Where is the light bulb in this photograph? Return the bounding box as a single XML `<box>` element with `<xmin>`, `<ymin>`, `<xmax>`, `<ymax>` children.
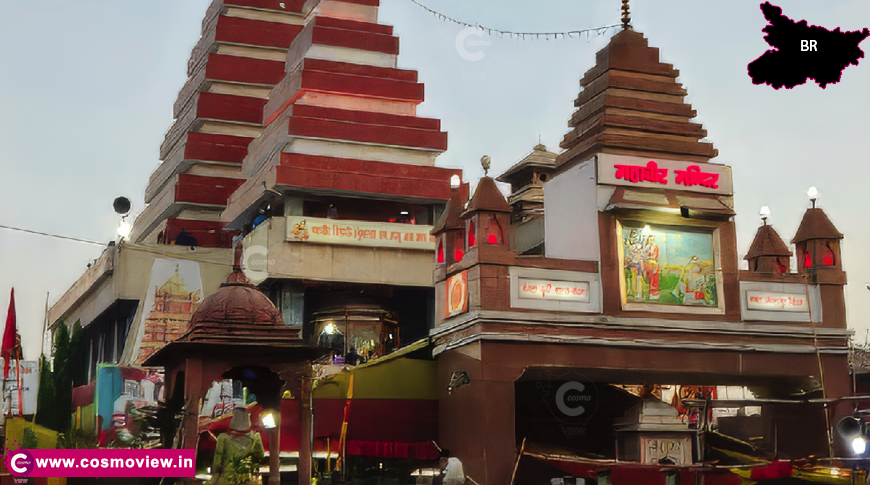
<box><xmin>450</xmin><ymin>175</ymin><xmax>461</xmax><ymax>189</ymax></box>
<box><xmin>759</xmin><ymin>206</ymin><xmax>771</xmax><ymax>223</ymax></box>
<box><xmin>262</xmin><ymin>411</ymin><xmax>276</xmax><ymax>429</ymax></box>
<box><xmin>117</xmin><ymin>221</ymin><xmax>132</xmax><ymax>239</ymax></box>
<box><xmin>807</xmin><ymin>186</ymin><xmax>819</xmax><ymax>201</ymax></box>
<box><xmin>852</xmin><ymin>437</ymin><xmax>866</xmax><ymax>455</ymax></box>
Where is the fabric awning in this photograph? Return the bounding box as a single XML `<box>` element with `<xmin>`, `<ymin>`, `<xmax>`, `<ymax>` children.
<box><xmin>606</xmin><ymin>187</ymin><xmax>735</xmax><ymax>217</ymax></box>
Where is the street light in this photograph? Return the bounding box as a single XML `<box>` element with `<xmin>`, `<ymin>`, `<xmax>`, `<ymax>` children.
<box><xmin>836</xmin><ymin>416</ymin><xmax>868</xmax><ymax>455</ymax></box>
<box><xmin>807</xmin><ymin>186</ymin><xmax>819</xmax><ymax>208</ymax></box>
<box><xmin>117</xmin><ymin>220</ymin><xmax>132</xmax><ymax>239</ymax></box>
<box><xmin>853</xmin><ymin>437</ymin><xmax>867</xmax><ymax>455</ymax></box>
<box><xmin>759</xmin><ymin>206</ymin><xmax>771</xmax><ymax>225</ymax></box>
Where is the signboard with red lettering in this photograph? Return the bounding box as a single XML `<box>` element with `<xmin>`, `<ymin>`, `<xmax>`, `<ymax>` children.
<box><xmin>597</xmin><ymin>154</ymin><xmax>733</xmax><ymax>195</ymax></box>
<box><xmin>518</xmin><ymin>278</ymin><xmax>590</xmax><ymax>303</ymax></box>
<box><xmin>509</xmin><ymin>267</ymin><xmax>601</xmax><ymax>313</ymax></box>
<box><xmin>286</xmin><ymin>216</ymin><xmax>435</xmax><ymax>250</ymax></box>
<box><xmin>745</xmin><ymin>291</ymin><xmax>808</xmax><ymax>313</ymax></box>
<box><xmin>739</xmin><ymin>281</ymin><xmax>821</xmax><ymax>323</ymax></box>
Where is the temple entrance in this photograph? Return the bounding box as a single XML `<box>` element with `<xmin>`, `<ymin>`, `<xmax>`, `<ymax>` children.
<box><xmin>513</xmin><ymin>367</ymin><xmax>830</xmax><ymax>484</ymax></box>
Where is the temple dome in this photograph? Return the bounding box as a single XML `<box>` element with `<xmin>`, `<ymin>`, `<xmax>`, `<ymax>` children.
<box><xmin>189</xmin><ymin>281</ymin><xmax>283</xmax><ymax>328</ymax></box>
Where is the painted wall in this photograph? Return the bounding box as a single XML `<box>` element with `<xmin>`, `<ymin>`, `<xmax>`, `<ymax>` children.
<box><xmin>49</xmin><ymin>243</ymin><xmax>233</xmax><ymax>330</ymax></box>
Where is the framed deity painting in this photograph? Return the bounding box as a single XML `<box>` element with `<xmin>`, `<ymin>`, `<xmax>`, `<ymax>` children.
<box><xmin>616</xmin><ymin>221</ymin><xmax>724</xmax><ymax>315</ymax></box>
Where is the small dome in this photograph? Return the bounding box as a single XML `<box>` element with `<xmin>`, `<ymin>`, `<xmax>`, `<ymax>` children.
<box><xmin>189</xmin><ymin>282</ymin><xmax>283</xmax><ymax>328</ymax></box>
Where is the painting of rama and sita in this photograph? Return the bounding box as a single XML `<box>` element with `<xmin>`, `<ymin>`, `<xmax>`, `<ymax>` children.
<box><xmin>618</xmin><ymin>222</ymin><xmax>721</xmax><ymax>311</ymax></box>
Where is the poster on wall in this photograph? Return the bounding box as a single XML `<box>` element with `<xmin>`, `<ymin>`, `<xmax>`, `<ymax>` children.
<box><xmin>445</xmin><ymin>271</ymin><xmax>468</xmax><ymax>318</ymax></box>
<box><xmin>619</xmin><ymin>223</ymin><xmax>722</xmax><ymax>312</ymax></box>
<box><xmin>3</xmin><ymin>361</ymin><xmax>38</xmax><ymax>416</ymax></box>
<box><xmin>121</xmin><ymin>259</ymin><xmax>204</xmax><ymax>365</ymax></box>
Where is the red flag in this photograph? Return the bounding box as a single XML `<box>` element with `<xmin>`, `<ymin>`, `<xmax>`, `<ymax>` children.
<box><xmin>2</xmin><ymin>288</ymin><xmax>20</xmax><ymax>379</ymax></box>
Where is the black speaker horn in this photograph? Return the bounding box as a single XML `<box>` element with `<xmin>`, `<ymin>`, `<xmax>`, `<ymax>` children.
<box><xmin>836</xmin><ymin>416</ymin><xmax>865</xmax><ymax>439</ymax></box>
<box><xmin>113</xmin><ymin>196</ymin><xmax>132</xmax><ymax>216</ymax></box>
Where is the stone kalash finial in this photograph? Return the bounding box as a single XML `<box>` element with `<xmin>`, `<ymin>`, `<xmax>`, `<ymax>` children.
<box><xmin>226</xmin><ymin>239</ymin><xmax>251</xmax><ymax>284</ymax></box>
<box><xmin>621</xmin><ymin>0</ymin><xmax>632</xmax><ymax>30</ymax></box>
<box><xmin>481</xmin><ymin>155</ymin><xmax>491</xmax><ymax>177</ymax></box>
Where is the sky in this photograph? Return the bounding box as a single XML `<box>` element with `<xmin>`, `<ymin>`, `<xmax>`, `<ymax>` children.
<box><xmin>1</xmin><ymin>0</ymin><xmax>870</xmax><ymax>359</ymax></box>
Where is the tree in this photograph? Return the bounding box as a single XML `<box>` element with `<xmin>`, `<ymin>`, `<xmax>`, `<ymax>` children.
<box><xmin>34</xmin><ymin>355</ymin><xmax>56</xmax><ymax>430</ymax></box>
<box><xmin>70</xmin><ymin>321</ymin><xmax>86</xmax><ymax>388</ymax></box>
<box><xmin>36</xmin><ymin>321</ymin><xmax>86</xmax><ymax>433</ymax></box>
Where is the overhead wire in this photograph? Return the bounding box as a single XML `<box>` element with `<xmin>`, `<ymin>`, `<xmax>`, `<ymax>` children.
<box><xmin>0</xmin><ymin>224</ymin><xmax>107</xmax><ymax>246</ymax></box>
<box><xmin>406</xmin><ymin>0</ymin><xmax>621</xmax><ymax>41</ymax></box>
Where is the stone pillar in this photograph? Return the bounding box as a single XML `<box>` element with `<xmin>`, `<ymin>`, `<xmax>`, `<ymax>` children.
<box><xmin>299</xmin><ymin>376</ymin><xmax>313</xmax><ymax>485</ymax></box>
<box><xmin>439</xmin><ymin>361</ymin><xmax>516</xmax><ymax>485</ymax></box>
<box><xmin>181</xmin><ymin>358</ymin><xmax>203</xmax><ymax>485</ymax></box>
<box><xmin>181</xmin><ymin>358</ymin><xmax>203</xmax><ymax>450</ymax></box>
<box><xmin>269</xmin><ymin>419</ymin><xmax>281</xmax><ymax>484</ymax></box>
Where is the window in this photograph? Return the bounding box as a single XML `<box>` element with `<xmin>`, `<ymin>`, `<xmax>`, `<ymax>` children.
<box><xmin>453</xmin><ymin>232</ymin><xmax>465</xmax><ymax>262</ymax></box>
<box><xmin>484</xmin><ymin>215</ymin><xmax>504</xmax><ymax>244</ymax></box>
<box><xmin>822</xmin><ymin>243</ymin><xmax>835</xmax><ymax>266</ymax></box>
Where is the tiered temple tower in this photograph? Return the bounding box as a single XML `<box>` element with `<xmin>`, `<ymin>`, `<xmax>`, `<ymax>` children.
<box><xmin>131</xmin><ymin>0</ymin><xmax>315</xmax><ymax>246</ymax></box>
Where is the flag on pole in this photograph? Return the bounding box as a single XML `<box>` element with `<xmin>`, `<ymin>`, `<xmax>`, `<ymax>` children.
<box><xmin>335</xmin><ymin>373</ymin><xmax>354</xmax><ymax>472</ymax></box>
<box><xmin>2</xmin><ymin>288</ymin><xmax>20</xmax><ymax>379</ymax></box>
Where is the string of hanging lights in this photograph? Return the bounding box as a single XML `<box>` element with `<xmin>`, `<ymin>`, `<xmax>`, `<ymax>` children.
<box><xmin>406</xmin><ymin>0</ymin><xmax>622</xmax><ymax>41</ymax></box>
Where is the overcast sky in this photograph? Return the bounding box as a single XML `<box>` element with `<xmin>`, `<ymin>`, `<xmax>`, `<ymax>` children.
<box><xmin>2</xmin><ymin>0</ymin><xmax>869</xmax><ymax>359</ymax></box>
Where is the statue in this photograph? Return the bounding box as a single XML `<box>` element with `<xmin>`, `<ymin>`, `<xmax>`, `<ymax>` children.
<box><xmin>206</xmin><ymin>408</ymin><xmax>266</xmax><ymax>485</ymax></box>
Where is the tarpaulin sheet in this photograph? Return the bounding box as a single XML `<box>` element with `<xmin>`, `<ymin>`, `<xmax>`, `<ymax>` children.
<box><xmin>72</xmin><ymin>383</ymin><xmax>95</xmax><ymax>408</ymax></box>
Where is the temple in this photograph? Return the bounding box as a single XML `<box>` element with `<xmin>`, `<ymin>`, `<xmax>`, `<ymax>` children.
<box><xmin>431</xmin><ymin>28</ymin><xmax>853</xmax><ymax>484</ymax></box>
<box><xmin>43</xmin><ymin>4</ymin><xmax>859</xmax><ymax>485</ymax></box>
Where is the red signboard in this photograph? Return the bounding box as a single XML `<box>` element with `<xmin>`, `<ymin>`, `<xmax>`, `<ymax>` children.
<box><xmin>598</xmin><ymin>154</ymin><xmax>732</xmax><ymax>195</ymax></box>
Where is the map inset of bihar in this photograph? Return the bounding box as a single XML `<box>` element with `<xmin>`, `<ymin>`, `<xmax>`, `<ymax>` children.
<box><xmin>748</xmin><ymin>2</ymin><xmax>869</xmax><ymax>89</ymax></box>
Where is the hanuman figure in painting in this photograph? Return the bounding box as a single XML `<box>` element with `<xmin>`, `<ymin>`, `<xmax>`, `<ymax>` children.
<box><xmin>642</xmin><ymin>235</ymin><xmax>660</xmax><ymax>300</ymax></box>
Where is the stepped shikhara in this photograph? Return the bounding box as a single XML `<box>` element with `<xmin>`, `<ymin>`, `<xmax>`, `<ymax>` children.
<box><xmin>223</xmin><ymin>0</ymin><xmax>450</xmax><ymax>225</ymax></box>
<box><xmin>558</xmin><ymin>29</ymin><xmax>717</xmax><ymax>171</ymax></box>
<box><xmin>131</xmin><ymin>0</ymin><xmax>450</xmax><ymax>245</ymax></box>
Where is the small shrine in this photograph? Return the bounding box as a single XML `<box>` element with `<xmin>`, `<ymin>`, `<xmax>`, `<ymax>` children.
<box><xmin>145</xmin><ymin>247</ymin><xmax>325</xmax><ymax>484</ymax></box>
<box><xmin>615</xmin><ymin>398</ymin><xmax>703</xmax><ymax>466</ymax></box>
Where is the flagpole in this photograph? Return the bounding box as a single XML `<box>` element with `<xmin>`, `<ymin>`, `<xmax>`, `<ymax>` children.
<box><xmin>16</xmin><ymin>346</ymin><xmax>23</xmax><ymax>417</ymax></box>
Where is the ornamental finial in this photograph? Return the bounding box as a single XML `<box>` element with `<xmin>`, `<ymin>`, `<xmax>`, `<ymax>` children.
<box><xmin>621</xmin><ymin>0</ymin><xmax>632</xmax><ymax>31</ymax></box>
<box><xmin>481</xmin><ymin>155</ymin><xmax>491</xmax><ymax>176</ymax></box>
